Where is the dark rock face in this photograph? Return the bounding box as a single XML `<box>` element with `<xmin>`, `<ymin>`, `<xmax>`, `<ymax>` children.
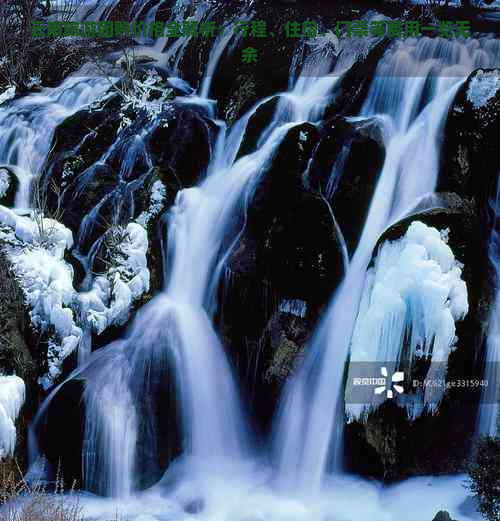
<box><xmin>439</xmin><ymin>68</ymin><xmax>500</xmax><ymax>210</ymax></box>
<box><xmin>433</xmin><ymin>511</ymin><xmax>457</xmax><ymax>521</ymax></box>
<box><xmin>0</xmin><ymin>251</ymin><xmax>37</xmax><ymax>471</ymax></box>
<box><xmin>345</xmin><ymin>194</ymin><xmax>493</xmax><ymax>481</ymax></box>
<box><xmin>439</xmin><ymin>67</ymin><xmax>500</xmax><ymax>260</ymax></box>
<box><xmin>218</xmin><ymin>123</ymin><xmax>346</xmax><ymax>429</ymax></box>
<box><xmin>310</xmin><ymin>116</ymin><xmax>386</xmax><ymax>255</ymax></box>
<box><xmin>41</xmin><ymin>379</ymin><xmax>86</xmax><ymax>488</ymax></box>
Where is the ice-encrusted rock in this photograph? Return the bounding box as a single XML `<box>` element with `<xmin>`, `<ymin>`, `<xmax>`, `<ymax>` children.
<box><xmin>0</xmin><ymin>375</ymin><xmax>25</xmax><ymax>459</ymax></box>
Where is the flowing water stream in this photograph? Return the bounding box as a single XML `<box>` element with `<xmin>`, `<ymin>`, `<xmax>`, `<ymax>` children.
<box><xmin>2</xmin><ymin>3</ymin><xmax>500</xmax><ymax>519</ymax></box>
<box><xmin>273</xmin><ymin>35</ymin><xmax>500</xmax><ymax>495</ymax></box>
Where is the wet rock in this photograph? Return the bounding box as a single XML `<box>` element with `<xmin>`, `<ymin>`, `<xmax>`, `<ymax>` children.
<box><xmin>229</xmin><ymin>123</ymin><xmax>345</xmax><ymax>307</ymax></box>
<box><xmin>310</xmin><ymin>116</ymin><xmax>385</xmax><ymax>254</ymax></box>
<box><xmin>148</xmin><ymin>105</ymin><xmax>216</xmax><ymax>190</ymax></box>
<box><xmin>257</xmin><ymin>310</ymin><xmax>310</xmax><ymax>426</ymax></box>
<box><xmin>41</xmin><ymin>379</ymin><xmax>86</xmax><ymax>488</ymax></box>
<box><xmin>439</xmin><ymin>68</ymin><xmax>500</xmax><ymax>225</ymax></box>
<box><xmin>236</xmin><ymin>96</ymin><xmax>280</xmax><ymax>159</ymax></box>
<box><xmin>133</xmin><ymin>351</ymin><xmax>182</xmax><ymax>491</ymax></box>
<box><xmin>324</xmin><ymin>37</ymin><xmax>392</xmax><ymax>119</ymax></box>
<box><xmin>218</xmin><ymin>123</ymin><xmax>345</xmax><ymax>429</ymax></box>
<box><xmin>209</xmin><ymin>4</ymin><xmax>304</xmax><ymax>124</ymax></box>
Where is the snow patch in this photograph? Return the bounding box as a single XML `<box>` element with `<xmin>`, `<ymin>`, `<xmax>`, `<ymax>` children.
<box><xmin>467</xmin><ymin>69</ymin><xmax>500</xmax><ymax>109</ymax></box>
<box><xmin>0</xmin><ymin>207</ymin><xmax>81</xmax><ymax>389</ymax></box>
<box><xmin>81</xmin><ymin>223</ymin><xmax>150</xmax><ymax>335</ymax></box>
<box><xmin>0</xmin><ymin>170</ymin><xmax>11</xmax><ymax>200</ymax></box>
<box><xmin>347</xmin><ymin>221</ymin><xmax>468</xmax><ymax>420</ymax></box>
<box><xmin>0</xmin><ymin>375</ymin><xmax>25</xmax><ymax>459</ymax></box>
<box><xmin>136</xmin><ymin>180</ymin><xmax>167</xmax><ymax>228</ymax></box>
<box><xmin>0</xmin><ymin>86</ymin><xmax>16</xmax><ymax>107</ymax></box>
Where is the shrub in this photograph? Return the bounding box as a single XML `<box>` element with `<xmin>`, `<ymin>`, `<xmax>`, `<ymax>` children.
<box><xmin>468</xmin><ymin>436</ymin><xmax>500</xmax><ymax>521</ymax></box>
<box><xmin>0</xmin><ymin>460</ymin><xmax>82</xmax><ymax>521</ymax></box>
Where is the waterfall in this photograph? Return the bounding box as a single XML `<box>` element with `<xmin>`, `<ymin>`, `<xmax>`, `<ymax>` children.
<box><xmin>11</xmin><ymin>4</ymin><xmax>500</xmax><ymax>517</ymax></box>
<box><xmin>199</xmin><ymin>21</ymin><xmax>236</xmax><ymax>100</ymax></box>
<box><xmin>273</xmin><ymin>35</ymin><xmax>500</xmax><ymax>495</ymax></box>
<box><xmin>28</xmin><ymin>31</ymin><xmax>346</xmax><ymax>498</ymax></box>
<box><xmin>0</xmin><ymin>74</ymin><xmax>109</xmax><ymax>211</ymax></box>
<box><xmin>478</xmin><ymin>178</ymin><xmax>500</xmax><ymax>437</ymax></box>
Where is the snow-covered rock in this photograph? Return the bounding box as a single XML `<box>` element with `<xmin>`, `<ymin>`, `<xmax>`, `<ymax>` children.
<box><xmin>467</xmin><ymin>69</ymin><xmax>500</xmax><ymax>110</ymax></box>
<box><xmin>136</xmin><ymin>180</ymin><xmax>167</xmax><ymax>228</ymax></box>
<box><xmin>0</xmin><ymin>375</ymin><xmax>25</xmax><ymax>459</ymax></box>
<box><xmin>347</xmin><ymin>221</ymin><xmax>468</xmax><ymax>420</ymax></box>
<box><xmin>80</xmin><ymin>222</ymin><xmax>150</xmax><ymax>335</ymax></box>
<box><xmin>0</xmin><ymin>201</ymin><xmax>152</xmax><ymax>388</ymax></box>
<box><xmin>0</xmin><ymin>86</ymin><xmax>15</xmax><ymax>107</ymax></box>
<box><xmin>0</xmin><ymin>208</ymin><xmax>81</xmax><ymax>388</ymax></box>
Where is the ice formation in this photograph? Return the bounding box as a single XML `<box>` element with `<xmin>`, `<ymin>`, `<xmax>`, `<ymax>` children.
<box><xmin>0</xmin><ymin>207</ymin><xmax>80</xmax><ymax>388</ymax></box>
<box><xmin>0</xmin><ymin>170</ymin><xmax>11</xmax><ymax>199</ymax></box>
<box><xmin>279</xmin><ymin>299</ymin><xmax>307</xmax><ymax>318</ymax></box>
<box><xmin>0</xmin><ymin>375</ymin><xmax>25</xmax><ymax>459</ymax></box>
<box><xmin>0</xmin><ymin>86</ymin><xmax>16</xmax><ymax>107</ymax></box>
<box><xmin>136</xmin><ymin>180</ymin><xmax>167</xmax><ymax>228</ymax></box>
<box><xmin>81</xmin><ymin>222</ymin><xmax>150</xmax><ymax>335</ymax></box>
<box><xmin>347</xmin><ymin>221</ymin><xmax>468</xmax><ymax>419</ymax></box>
<box><xmin>467</xmin><ymin>69</ymin><xmax>500</xmax><ymax>109</ymax></box>
<box><xmin>0</xmin><ymin>205</ymin><xmax>150</xmax><ymax>388</ymax></box>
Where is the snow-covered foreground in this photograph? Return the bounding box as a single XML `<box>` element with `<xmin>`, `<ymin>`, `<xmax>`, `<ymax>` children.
<box><xmin>42</xmin><ymin>469</ymin><xmax>478</xmax><ymax>521</ymax></box>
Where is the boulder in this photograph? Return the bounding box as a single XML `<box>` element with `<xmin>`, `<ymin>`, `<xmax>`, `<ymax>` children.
<box><xmin>439</xmin><ymin>68</ymin><xmax>500</xmax><ymax>240</ymax></box>
<box><xmin>218</xmin><ymin>123</ymin><xmax>345</xmax><ymax>429</ymax></box>
<box><xmin>236</xmin><ymin>96</ymin><xmax>280</xmax><ymax>159</ymax></box>
<box><xmin>310</xmin><ymin>116</ymin><xmax>385</xmax><ymax>255</ymax></box>
<box><xmin>345</xmin><ymin>193</ymin><xmax>493</xmax><ymax>480</ymax></box>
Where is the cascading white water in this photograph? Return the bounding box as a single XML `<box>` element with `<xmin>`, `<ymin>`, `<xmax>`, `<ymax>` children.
<box><xmin>478</xmin><ymin>179</ymin><xmax>500</xmax><ymax>437</ymax></box>
<box><xmin>273</xmin><ymin>35</ymin><xmax>500</xmax><ymax>495</ymax></box>
<box><xmin>199</xmin><ymin>21</ymin><xmax>237</xmax><ymax>100</ymax></box>
<box><xmin>12</xmin><ymin>12</ymin><xmax>500</xmax><ymax>520</ymax></box>
<box><xmin>27</xmin><ymin>33</ymin><xmax>345</xmax><ymax>501</ymax></box>
<box><xmin>0</xmin><ymin>73</ymin><xmax>109</xmax><ymax>210</ymax></box>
